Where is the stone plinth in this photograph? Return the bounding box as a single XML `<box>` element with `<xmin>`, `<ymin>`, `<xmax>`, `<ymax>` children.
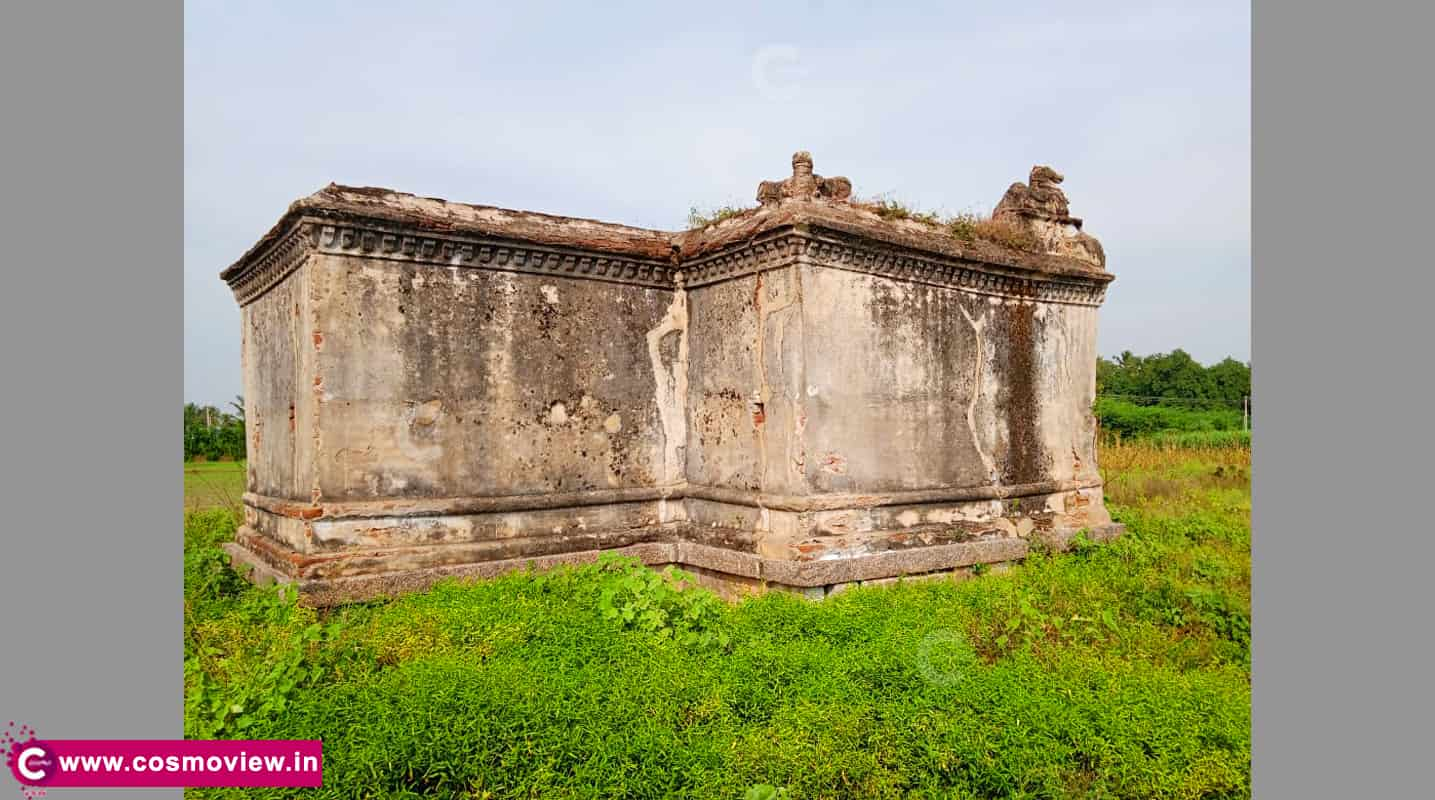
<box><xmin>220</xmin><ymin>154</ymin><xmax>1122</xmax><ymax>604</ymax></box>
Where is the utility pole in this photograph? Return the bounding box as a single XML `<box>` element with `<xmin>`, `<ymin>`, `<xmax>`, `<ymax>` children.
<box><xmin>1243</xmin><ymin>395</ymin><xmax>1249</xmax><ymax>431</ymax></box>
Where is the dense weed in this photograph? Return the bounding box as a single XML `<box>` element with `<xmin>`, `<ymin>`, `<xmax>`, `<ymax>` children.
<box><xmin>185</xmin><ymin>444</ymin><xmax>1250</xmax><ymax>798</ymax></box>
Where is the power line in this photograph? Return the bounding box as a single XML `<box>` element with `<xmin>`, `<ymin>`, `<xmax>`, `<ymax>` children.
<box><xmin>1096</xmin><ymin>394</ymin><xmax>1247</xmax><ymax>410</ymax></box>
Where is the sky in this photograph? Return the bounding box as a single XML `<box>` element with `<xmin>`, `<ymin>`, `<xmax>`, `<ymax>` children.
<box><xmin>184</xmin><ymin>0</ymin><xmax>1249</xmax><ymax>407</ymax></box>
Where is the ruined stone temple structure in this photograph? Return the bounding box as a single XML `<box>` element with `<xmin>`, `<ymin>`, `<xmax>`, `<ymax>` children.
<box><xmin>220</xmin><ymin>153</ymin><xmax>1122</xmax><ymax>604</ymax></box>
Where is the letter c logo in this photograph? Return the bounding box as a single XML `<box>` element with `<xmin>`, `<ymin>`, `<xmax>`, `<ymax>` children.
<box><xmin>17</xmin><ymin>746</ymin><xmax>49</xmax><ymax>781</ymax></box>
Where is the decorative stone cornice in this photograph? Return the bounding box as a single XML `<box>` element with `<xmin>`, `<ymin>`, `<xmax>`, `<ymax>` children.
<box><xmin>680</xmin><ymin>230</ymin><xmax>805</xmax><ymax>288</ymax></box>
<box><xmin>308</xmin><ymin>219</ymin><xmax>678</xmax><ymax>288</ymax></box>
<box><xmin>681</xmin><ymin>226</ymin><xmax>1109</xmax><ymax>307</ymax></box>
<box><xmin>228</xmin><ymin>216</ymin><xmax>1110</xmax><ymax>308</ymax></box>
<box><xmin>803</xmin><ymin>226</ymin><xmax>1109</xmax><ymax>306</ymax></box>
<box><xmin>226</xmin><ymin>222</ymin><xmax>314</xmax><ymax>306</ymax></box>
<box><xmin>226</xmin><ymin>216</ymin><xmax>681</xmax><ymax>306</ymax></box>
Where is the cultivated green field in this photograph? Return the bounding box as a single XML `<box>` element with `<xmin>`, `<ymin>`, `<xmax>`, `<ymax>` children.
<box><xmin>184</xmin><ymin>460</ymin><xmax>246</xmax><ymax>510</ymax></box>
<box><xmin>185</xmin><ymin>442</ymin><xmax>1251</xmax><ymax>799</ymax></box>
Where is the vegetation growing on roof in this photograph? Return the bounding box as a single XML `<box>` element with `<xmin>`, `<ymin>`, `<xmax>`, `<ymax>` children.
<box><xmin>687</xmin><ymin>204</ymin><xmax>752</xmax><ymax>229</ymax></box>
<box><xmin>858</xmin><ymin>196</ymin><xmax>1043</xmax><ymax>253</ymax></box>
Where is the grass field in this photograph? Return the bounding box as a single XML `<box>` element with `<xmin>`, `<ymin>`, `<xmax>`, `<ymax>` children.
<box><xmin>184</xmin><ymin>460</ymin><xmax>246</xmax><ymax>510</ymax></box>
<box><xmin>184</xmin><ymin>442</ymin><xmax>1251</xmax><ymax>799</ymax></box>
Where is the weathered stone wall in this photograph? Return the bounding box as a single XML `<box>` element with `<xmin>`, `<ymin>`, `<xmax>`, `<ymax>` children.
<box><xmin>802</xmin><ymin>265</ymin><xmax>993</xmax><ymax>492</ymax></box>
<box><xmin>221</xmin><ymin>155</ymin><xmax>1121</xmax><ymax>603</ymax></box>
<box><xmin>306</xmin><ymin>254</ymin><xmax>680</xmax><ymax>500</ymax></box>
<box><xmin>682</xmin><ymin>264</ymin><xmax>812</xmax><ymax>555</ymax></box>
<box><xmin>240</xmin><ymin>266</ymin><xmax>307</xmax><ymax>502</ymax></box>
<box><xmin>685</xmin><ymin>273</ymin><xmax>766</xmax><ymax>493</ymax></box>
<box><xmin>237</xmin><ymin>252</ymin><xmax>698</xmax><ymax>578</ymax></box>
<box><xmin>676</xmin><ymin>260</ymin><xmax>1112</xmax><ymax>565</ymax></box>
<box><xmin>683</xmin><ymin>270</ymin><xmax>807</xmax><ymax>490</ymax></box>
<box><xmin>799</xmin><ymin>265</ymin><xmax>1102</xmax><ymax>493</ymax></box>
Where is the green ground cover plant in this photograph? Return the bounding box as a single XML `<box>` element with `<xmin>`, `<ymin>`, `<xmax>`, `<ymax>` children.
<box><xmin>185</xmin><ymin>441</ymin><xmax>1250</xmax><ymax>799</ymax></box>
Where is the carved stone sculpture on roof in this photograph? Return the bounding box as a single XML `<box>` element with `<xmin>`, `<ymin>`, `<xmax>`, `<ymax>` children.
<box><xmin>756</xmin><ymin>151</ymin><xmax>853</xmax><ymax>205</ymax></box>
<box><xmin>993</xmin><ymin>165</ymin><xmax>1106</xmax><ymax>268</ymax></box>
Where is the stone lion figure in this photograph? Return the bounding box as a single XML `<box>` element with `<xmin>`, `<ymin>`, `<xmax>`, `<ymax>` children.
<box><xmin>994</xmin><ymin>165</ymin><xmax>1072</xmax><ymax>221</ymax></box>
<box><xmin>757</xmin><ymin>151</ymin><xmax>852</xmax><ymax>205</ymax></box>
<box><xmin>993</xmin><ymin>165</ymin><xmax>1106</xmax><ymax>268</ymax></box>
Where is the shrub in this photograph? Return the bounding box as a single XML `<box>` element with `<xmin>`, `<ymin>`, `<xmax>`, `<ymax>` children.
<box><xmin>184</xmin><ymin>509</ymin><xmax>341</xmax><ymax>739</ymax></box>
<box><xmin>1096</xmin><ymin>397</ymin><xmax>1243</xmax><ymax>440</ymax></box>
<box><xmin>596</xmin><ymin>556</ymin><xmax>731</xmax><ymax>650</ymax></box>
<box><xmin>185</xmin><ymin>586</ymin><xmax>329</xmax><ymax>738</ymax></box>
<box><xmin>183</xmin><ymin>507</ymin><xmax>247</xmax><ymax>613</ymax></box>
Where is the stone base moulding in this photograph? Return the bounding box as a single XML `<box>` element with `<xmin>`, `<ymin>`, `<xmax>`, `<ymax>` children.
<box><xmin>224</xmin><ymin>480</ymin><xmax>1123</xmax><ymax>606</ymax></box>
<box><xmin>224</xmin><ymin>521</ymin><xmax>1125</xmax><ymax>606</ymax></box>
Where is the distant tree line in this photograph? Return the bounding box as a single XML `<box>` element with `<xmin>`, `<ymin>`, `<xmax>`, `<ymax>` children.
<box><xmin>1095</xmin><ymin>350</ymin><xmax>1251</xmax><ymax>439</ymax></box>
<box><xmin>185</xmin><ymin>397</ymin><xmax>245</xmax><ymax>461</ymax></box>
<box><xmin>1097</xmin><ymin>350</ymin><xmax>1250</xmax><ymax>408</ymax></box>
